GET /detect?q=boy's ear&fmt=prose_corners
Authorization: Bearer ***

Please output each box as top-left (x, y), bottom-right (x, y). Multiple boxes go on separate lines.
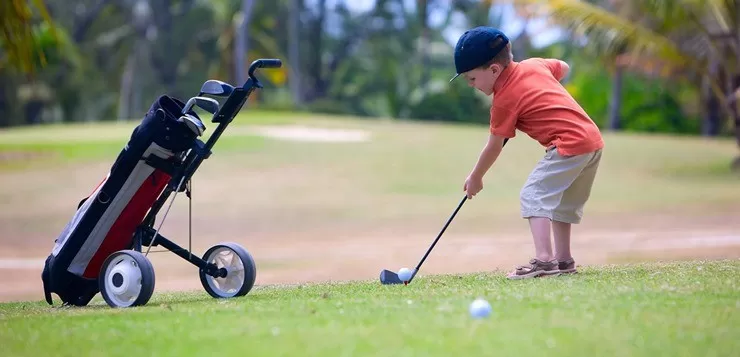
top-left (489, 62), bottom-right (501, 75)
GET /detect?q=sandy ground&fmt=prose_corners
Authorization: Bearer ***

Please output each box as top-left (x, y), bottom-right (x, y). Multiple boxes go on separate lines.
top-left (3, 194), bottom-right (739, 304)
top-left (2, 125), bottom-right (740, 303)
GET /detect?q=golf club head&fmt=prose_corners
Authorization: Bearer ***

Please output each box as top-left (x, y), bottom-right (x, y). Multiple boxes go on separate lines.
top-left (182, 96), bottom-right (220, 115)
top-left (379, 270), bottom-right (405, 285)
top-left (199, 79), bottom-right (235, 97)
top-left (178, 114), bottom-right (206, 137)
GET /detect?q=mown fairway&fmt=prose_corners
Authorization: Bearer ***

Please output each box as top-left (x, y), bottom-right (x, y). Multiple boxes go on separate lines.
top-left (1, 260), bottom-right (738, 357)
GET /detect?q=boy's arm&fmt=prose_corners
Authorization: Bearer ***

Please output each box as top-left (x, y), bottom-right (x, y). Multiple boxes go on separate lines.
top-left (469, 134), bottom-right (507, 179)
top-left (478, 102), bottom-right (517, 178)
top-left (464, 105), bottom-right (514, 198)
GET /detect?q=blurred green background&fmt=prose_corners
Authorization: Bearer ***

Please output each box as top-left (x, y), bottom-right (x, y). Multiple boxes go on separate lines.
top-left (2, 0), bottom-right (740, 166)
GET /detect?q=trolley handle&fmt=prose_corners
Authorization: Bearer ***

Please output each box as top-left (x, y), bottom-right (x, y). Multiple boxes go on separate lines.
top-left (247, 59), bottom-right (282, 83)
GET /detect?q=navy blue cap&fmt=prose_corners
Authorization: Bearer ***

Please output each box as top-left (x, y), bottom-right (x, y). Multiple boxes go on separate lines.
top-left (450, 27), bottom-right (510, 82)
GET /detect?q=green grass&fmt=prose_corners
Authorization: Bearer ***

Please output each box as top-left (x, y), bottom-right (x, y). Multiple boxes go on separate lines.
top-left (1, 260), bottom-right (737, 357)
top-left (1, 110), bottom-right (739, 233)
top-left (1, 114), bottom-right (738, 355)
top-left (0, 110), bottom-right (291, 170)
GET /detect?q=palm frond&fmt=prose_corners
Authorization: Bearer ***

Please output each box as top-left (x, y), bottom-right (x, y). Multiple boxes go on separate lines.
top-left (515, 0), bottom-right (689, 64)
top-left (511, 0), bottom-right (730, 109)
top-left (705, 0), bottom-right (733, 32)
top-left (0, 0), bottom-right (57, 74)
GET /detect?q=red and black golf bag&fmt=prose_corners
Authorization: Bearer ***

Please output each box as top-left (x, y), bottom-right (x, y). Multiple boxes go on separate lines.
top-left (41, 95), bottom-right (203, 306)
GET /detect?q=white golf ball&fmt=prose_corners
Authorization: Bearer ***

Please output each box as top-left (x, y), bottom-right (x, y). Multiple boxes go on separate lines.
top-left (397, 268), bottom-right (413, 282)
top-left (469, 298), bottom-right (492, 319)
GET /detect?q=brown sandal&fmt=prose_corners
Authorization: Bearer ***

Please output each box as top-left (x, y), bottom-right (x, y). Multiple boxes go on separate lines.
top-left (507, 258), bottom-right (560, 280)
top-left (558, 258), bottom-right (577, 274)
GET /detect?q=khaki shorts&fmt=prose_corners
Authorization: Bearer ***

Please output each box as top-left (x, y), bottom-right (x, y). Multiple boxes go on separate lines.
top-left (520, 147), bottom-right (602, 224)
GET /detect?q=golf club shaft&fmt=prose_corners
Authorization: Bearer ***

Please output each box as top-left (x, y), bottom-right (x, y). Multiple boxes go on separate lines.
top-left (409, 195), bottom-right (467, 281)
top-left (182, 99), bottom-right (195, 115)
top-left (392, 140), bottom-right (510, 284)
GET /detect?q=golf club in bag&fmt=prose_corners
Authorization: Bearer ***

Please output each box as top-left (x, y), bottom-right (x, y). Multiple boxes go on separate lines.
top-left (41, 59), bottom-right (283, 308)
top-left (379, 138), bottom-right (509, 285)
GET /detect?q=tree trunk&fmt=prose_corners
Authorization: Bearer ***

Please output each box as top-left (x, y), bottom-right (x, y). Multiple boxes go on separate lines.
top-left (24, 101), bottom-right (44, 125)
top-left (702, 92), bottom-right (721, 136)
top-left (148, 0), bottom-right (181, 98)
top-left (288, 0), bottom-right (303, 105)
top-left (234, 0), bottom-right (255, 86)
top-left (730, 76), bottom-right (740, 171)
top-left (733, 1), bottom-right (740, 170)
top-left (0, 78), bottom-right (8, 127)
top-left (306, 0), bottom-right (326, 102)
top-left (608, 65), bottom-right (623, 131)
top-left (702, 54), bottom-right (726, 137)
top-left (702, 58), bottom-right (722, 137)
top-left (0, 77), bottom-right (21, 127)
top-left (117, 50), bottom-right (136, 121)
top-left (418, 0), bottom-right (430, 88)
top-left (735, 105), bottom-right (740, 155)
top-left (731, 93), bottom-right (740, 171)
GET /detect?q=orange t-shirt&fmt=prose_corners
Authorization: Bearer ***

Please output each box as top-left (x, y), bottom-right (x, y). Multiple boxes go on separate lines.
top-left (489, 58), bottom-right (604, 156)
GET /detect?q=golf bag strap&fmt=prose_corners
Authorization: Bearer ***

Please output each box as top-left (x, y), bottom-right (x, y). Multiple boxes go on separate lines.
top-left (42, 283), bottom-right (52, 305)
top-left (41, 260), bottom-right (53, 305)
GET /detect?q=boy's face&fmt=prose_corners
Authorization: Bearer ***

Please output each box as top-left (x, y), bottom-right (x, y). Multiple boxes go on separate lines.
top-left (462, 63), bottom-right (503, 96)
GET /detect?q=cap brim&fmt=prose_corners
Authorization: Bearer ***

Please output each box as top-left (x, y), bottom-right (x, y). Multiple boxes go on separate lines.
top-left (449, 73), bottom-right (461, 82)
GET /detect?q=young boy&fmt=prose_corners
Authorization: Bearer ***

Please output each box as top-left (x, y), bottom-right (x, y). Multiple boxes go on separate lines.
top-left (451, 26), bottom-right (604, 280)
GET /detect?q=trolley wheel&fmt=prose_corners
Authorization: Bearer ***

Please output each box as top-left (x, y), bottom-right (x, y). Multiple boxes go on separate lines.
top-left (98, 250), bottom-right (155, 308)
top-left (199, 243), bottom-right (257, 299)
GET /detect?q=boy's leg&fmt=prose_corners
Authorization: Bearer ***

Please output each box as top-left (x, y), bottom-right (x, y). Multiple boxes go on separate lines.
top-left (509, 147), bottom-right (562, 280)
top-left (552, 221), bottom-right (571, 262)
top-left (512, 147), bottom-right (598, 280)
top-left (508, 217), bottom-right (558, 280)
top-left (552, 221), bottom-right (577, 273)
top-left (529, 217), bottom-right (554, 262)
top-left (552, 149), bottom-right (603, 274)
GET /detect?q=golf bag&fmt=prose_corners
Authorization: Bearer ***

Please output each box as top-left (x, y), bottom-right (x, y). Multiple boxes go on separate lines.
top-left (41, 95), bottom-right (203, 306)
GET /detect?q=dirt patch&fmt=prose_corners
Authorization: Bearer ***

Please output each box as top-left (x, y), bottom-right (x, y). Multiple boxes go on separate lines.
top-left (2, 215), bottom-right (740, 303)
top-left (608, 246), bottom-right (740, 264)
top-left (251, 125), bottom-right (371, 142)
top-left (0, 150), bottom-right (56, 164)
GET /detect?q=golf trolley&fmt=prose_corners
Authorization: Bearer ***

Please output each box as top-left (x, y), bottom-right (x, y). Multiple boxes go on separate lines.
top-left (41, 59), bottom-right (283, 308)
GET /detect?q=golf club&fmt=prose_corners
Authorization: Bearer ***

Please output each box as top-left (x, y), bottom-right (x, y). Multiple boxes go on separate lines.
top-left (199, 79), bottom-right (235, 97)
top-left (182, 96), bottom-right (220, 115)
top-left (178, 114), bottom-right (206, 137)
top-left (379, 195), bottom-right (468, 285)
